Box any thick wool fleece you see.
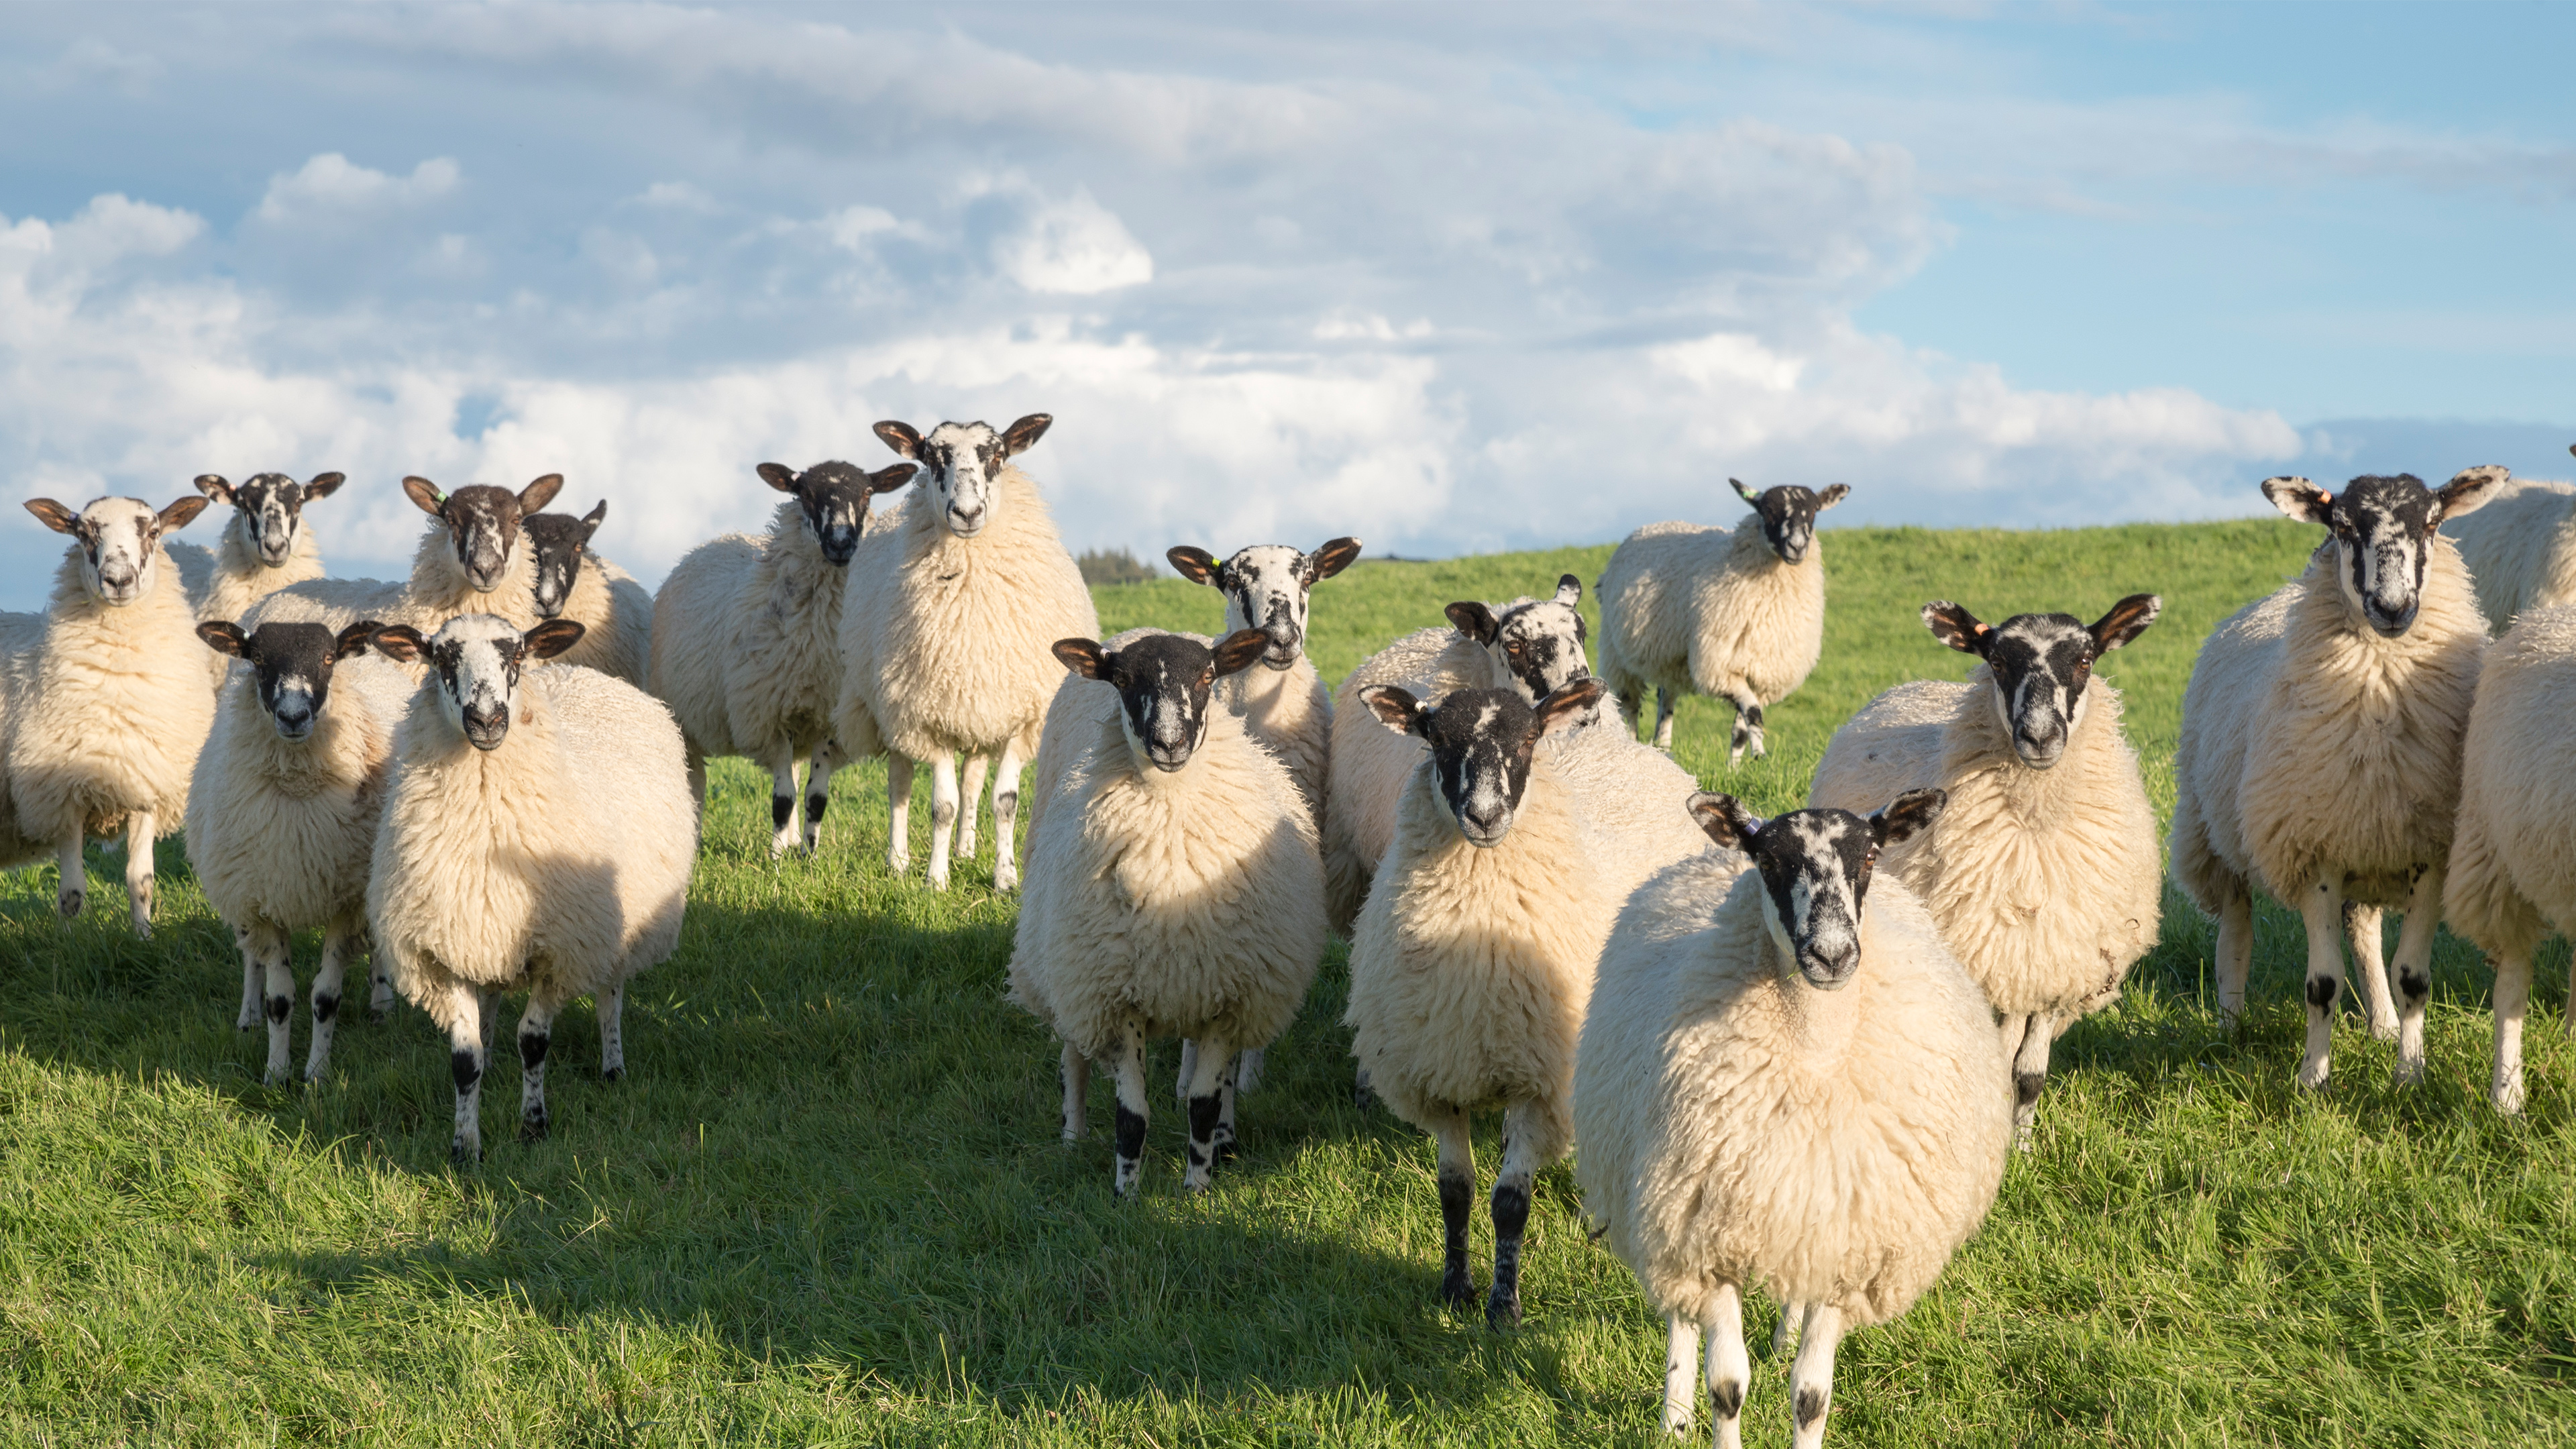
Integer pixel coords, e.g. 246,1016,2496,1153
1551,718,1714,906
1323,625,1507,929
834,467,1098,763
1230,653,1332,826
1574,855,2012,1328
173,521,330,689
2171,539,2487,912
1597,519,1825,709
1008,700,1326,1060
649,533,761,759
0,610,53,867
9,548,216,844
1344,752,1610,1166
2446,604,2576,957
367,666,694,1034
2443,478,2576,633
1811,674,2161,1019
186,655,409,932
557,553,654,688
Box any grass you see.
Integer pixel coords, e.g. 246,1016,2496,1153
5,518,2575,1445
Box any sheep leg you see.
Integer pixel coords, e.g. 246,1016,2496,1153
1175,1038,1198,1106
1181,1030,1232,1192
1430,1108,1477,1309
1661,1314,1702,1436
2295,876,2349,1090
444,982,487,1165
366,926,394,1023
684,742,708,817
1786,1301,1844,1449
306,913,360,1081
1705,1283,1750,1449
248,920,294,1086
2214,888,2253,1022
762,749,801,859
886,755,915,877
2008,1012,2057,1148
1487,1101,1542,1329
991,736,1028,894
1235,1046,1265,1095
1215,1052,1240,1163
1653,688,1677,753
800,739,841,855
123,811,156,937
1354,1063,1377,1112
2492,951,2532,1114
517,994,564,1144
957,754,987,859
2345,901,2397,1041
926,751,960,892
233,923,261,1031
1059,1041,1090,1141
2390,865,2444,1087
1109,1022,1148,1197
53,833,84,922
596,979,627,1082
1770,1299,1801,1358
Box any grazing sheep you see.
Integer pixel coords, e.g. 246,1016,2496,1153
1344,676,1610,1328
2169,469,2498,1091
187,619,409,1083
1809,594,2164,1144
1165,537,1362,824
9,494,215,934
366,615,696,1163
2440,444,2576,631
835,413,1099,892
167,470,345,688
1007,628,1326,1195
1574,789,2009,1449
244,474,563,639
523,499,656,687
1596,478,1849,761
651,460,914,855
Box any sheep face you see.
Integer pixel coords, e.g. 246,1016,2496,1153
25,495,209,606
1446,575,1591,704
403,474,564,595
1054,629,1269,773
873,413,1052,541
1923,594,2161,769
1731,478,1849,567
523,502,608,619
1167,537,1363,670
194,471,345,568
195,619,381,742
2263,468,2503,637
1688,788,1945,989
372,614,586,752
757,460,917,568
1362,679,1601,847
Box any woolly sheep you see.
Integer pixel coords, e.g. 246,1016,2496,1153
366,615,696,1163
2440,444,2576,631
835,414,1099,892
523,498,656,687
1574,788,2009,1448
1596,478,1849,761
0,608,53,871
2169,469,2499,1091
9,494,215,935
187,619,410,1083
1007,628,1326,1195
243,474,564,641
1343,676,1611,1329
1809,594,2164,1143
166,470,346,689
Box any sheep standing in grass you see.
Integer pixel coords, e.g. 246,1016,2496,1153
1597,479,1848,761
1575,789,2008,1449
1163,537,1362,824
9,495,215,934
166,471,345,688
1007,628,1325,1195
523,499,656,688
0,608,54,871
2169,469,2499,1091
1809,594,2164,1144
187,619,409,1082
835,414,1097,892
1344,676,1610,1328
2440,444,2576,631
367,615,696,1163
244,474,563,639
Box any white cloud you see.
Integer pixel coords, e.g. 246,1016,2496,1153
254,154,460,223
994,188,1153,294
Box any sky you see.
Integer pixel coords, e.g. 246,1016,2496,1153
1,1,2569,606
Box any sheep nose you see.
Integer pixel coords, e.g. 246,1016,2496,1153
461,704,510,749
1460,804,1510,843
820,526,859,564
1799,945,1860,988
949,506,985,532
2368,598,2419,636
273,702,315,739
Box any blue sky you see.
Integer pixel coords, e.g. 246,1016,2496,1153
0,2,2568,606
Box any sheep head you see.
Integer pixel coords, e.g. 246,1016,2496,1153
196,619,380,742
1053,627,1269,775
25,494,209,606
2262,468,2502,638
1361,678,1600,847
757,460,915,567
194,470,344,568
1167,537,1362,670
403,473,563,594
874,413,1050,541
372,613,586,752
1446,574,1591,707
1922,594,2160,769
1730,478,1848,566
1688,788,1945,990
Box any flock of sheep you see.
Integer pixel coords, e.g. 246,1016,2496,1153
3,416,2574,1446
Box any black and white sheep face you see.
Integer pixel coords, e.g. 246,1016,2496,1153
1362,679,1602,847
1447,575,1592,705
1053,628,1270,773
1732,478,1849,566
2263,468,2502,637
1688,788,1945,989
372,613,586,752
1167,537,1363,670
522,502,608,620
195,471,345,568
195,619,379,742
24,494,209,606
757,460,917,568
873,413,1052,541
1923,594,2161,769
404,474,564,595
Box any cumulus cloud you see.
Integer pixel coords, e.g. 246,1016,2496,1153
254,154,460,223
994,188,1153,294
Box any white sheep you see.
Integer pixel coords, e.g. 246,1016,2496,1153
1596,478,1849,761
1163,537,1363,823
366,615,696,1163
2439,444,2576,631
166,470,345,689
0,608,54,871
523,498,656,688
187,618,409,1083
1574,788,2010,1449
835,414,1099,892
1809,594,2165,1144
9,494,216,934
1342,676,1613,1329
1007,628,1326,1195
243,474,564,639
2169,469,2498,1091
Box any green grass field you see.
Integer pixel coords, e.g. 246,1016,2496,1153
5,520,2575,1446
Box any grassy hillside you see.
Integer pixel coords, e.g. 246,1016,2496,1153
3,520,2573,1445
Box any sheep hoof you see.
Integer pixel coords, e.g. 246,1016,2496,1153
451,1140,482,1167
262,1066,288,1087
129,914,153,941
2393,1057,2425,1089
2294,1060,2330,1091
56,890,83,920
995,863,1019,893
519,1112,549,1144
1485,1291,1522,1331
1440,1272,1476,1310
600,1065,624,1084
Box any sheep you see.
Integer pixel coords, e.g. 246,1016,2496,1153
365,614,696,1163
2169,468,2500,1091
1342,675,1612,1329
523,498,657,688
2440,444,2576,631
186,618,410,1083
165,470,346,688
650,460,916,855
242,474,563,639
1808,594,2165,1144
1596,478,1849,761
9,494,216,935
1574,788,2010,1449
835,413,1099,892
0,608,54,871
1163,537,1363,824
1006,627,1326,1195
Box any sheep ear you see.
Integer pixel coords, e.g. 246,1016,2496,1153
2433,464,2510,524
1053,638,1109,680
194,474,235,505
158,496,211,531
1446,600,1499,645
874,421,922,460
1552,574,1582,608
1212,628,1270,678
1167,546,1222,586
1816,483,1850,509
1360,685,1423,737
1533,678,1601,738
868,463,916,494
303,472,346,500
23,499,78,534
1872,788,1947,847
1000,413,1053,456
518,474,564,515
578,500,608,538
2090,594,2162,652
1921,601,1989,656
1307,537,1362,584
1730,477,1763,508
757,463,799,494
196,621,252,659
371,625,427,662
2261,476,2332,526
331,620,380,660
1686,792,1762,851
402,476,446,517
523,619,585,659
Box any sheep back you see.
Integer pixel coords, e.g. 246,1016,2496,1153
649,532,761,760
556,553,653,688
1552,718,1717,905
721,506,849,759
0,609,52,867
1598,521,1824,705
185,655,406,931
9,549,216,843
2445,603,2576,957
2442,478,2576,632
